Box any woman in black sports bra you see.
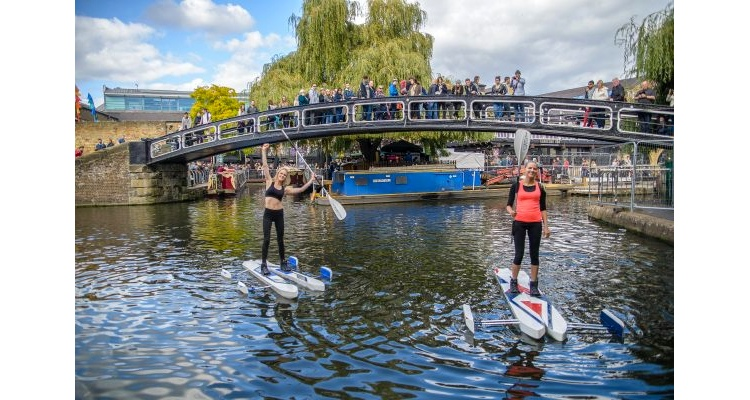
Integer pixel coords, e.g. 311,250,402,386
259,143,316,275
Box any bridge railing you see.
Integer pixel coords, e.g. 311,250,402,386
149,95,674,161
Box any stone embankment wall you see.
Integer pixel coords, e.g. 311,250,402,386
587,205,673,244
75,141,204,206
75,120,175,154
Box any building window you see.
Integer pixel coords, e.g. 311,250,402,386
126,97,144,110
104,96,126,110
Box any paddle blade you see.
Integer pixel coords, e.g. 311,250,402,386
463,304,476,334
327,192,347,220
514,129,532,165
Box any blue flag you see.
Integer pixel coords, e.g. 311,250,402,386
87,93,98,122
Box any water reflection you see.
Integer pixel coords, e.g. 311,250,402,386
76,188,673,399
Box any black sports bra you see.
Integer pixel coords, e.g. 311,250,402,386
265,184,285,201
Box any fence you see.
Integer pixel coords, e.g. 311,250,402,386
580,140,673,211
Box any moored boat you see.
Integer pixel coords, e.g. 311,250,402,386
313,165,573,205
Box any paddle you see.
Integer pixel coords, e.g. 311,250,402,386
279,129,347,220
513,128,531,178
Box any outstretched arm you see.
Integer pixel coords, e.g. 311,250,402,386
286,172,317,195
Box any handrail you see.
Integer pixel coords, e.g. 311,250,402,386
147,95,673,163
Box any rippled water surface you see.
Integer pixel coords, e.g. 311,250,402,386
75,187,674,399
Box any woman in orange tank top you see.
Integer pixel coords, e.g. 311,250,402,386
505,161,551,297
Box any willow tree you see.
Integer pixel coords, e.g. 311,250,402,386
248,0,493,163
615,2,674,102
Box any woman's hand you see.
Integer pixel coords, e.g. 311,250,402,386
543,226,551,238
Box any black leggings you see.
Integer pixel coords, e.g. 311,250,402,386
512,221,542,266
262,208,285,263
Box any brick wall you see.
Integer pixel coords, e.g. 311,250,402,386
75,120,176,155
75,141,205,206
75,143,132,205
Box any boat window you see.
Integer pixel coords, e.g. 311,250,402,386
355,178,368,186
396,176,408,185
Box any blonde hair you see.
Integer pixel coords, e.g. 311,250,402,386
275,166,291,186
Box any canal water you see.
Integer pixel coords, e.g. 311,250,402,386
75,187,673,399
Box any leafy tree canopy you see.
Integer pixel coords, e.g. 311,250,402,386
190,84,241,121
248,0,493,161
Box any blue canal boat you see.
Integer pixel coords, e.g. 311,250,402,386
314,165,505,205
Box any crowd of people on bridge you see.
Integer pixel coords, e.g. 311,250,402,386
237,71,532,126
222,72,673,134
158,71,673,154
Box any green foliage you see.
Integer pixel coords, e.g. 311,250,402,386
245,0,489,161
190,84,241,121
615,2,674,102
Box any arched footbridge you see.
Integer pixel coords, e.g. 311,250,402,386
144,96,674,165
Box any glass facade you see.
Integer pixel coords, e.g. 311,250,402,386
103,90,195,112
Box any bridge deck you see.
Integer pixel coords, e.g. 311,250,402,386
145,95,673,165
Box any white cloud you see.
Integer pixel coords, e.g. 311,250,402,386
416,0,670,94
145,0,254,36
212,31,296,93
75,16,204,83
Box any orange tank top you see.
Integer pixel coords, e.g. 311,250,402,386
515,182,542,223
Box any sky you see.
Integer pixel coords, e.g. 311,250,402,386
74,0,672,107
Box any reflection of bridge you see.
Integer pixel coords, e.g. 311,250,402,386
145,95,673,165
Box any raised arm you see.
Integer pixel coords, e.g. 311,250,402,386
261,143,272,182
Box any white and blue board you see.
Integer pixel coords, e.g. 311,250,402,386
464,267,627,341
243,259,299,300
494,267,568,341
267,256,330,292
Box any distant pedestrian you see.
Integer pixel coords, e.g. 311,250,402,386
510,70,526,122
634,80,656,133
609,77,625,102
181,112,191,130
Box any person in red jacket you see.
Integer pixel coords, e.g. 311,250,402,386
75,146,84,157
505,161,551,296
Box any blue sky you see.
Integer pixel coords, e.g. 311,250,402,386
75,0,673,107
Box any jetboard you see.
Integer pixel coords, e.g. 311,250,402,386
243,260,299,300
493,267,568,341
267,256,327,292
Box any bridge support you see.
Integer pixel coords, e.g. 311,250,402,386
75,141,204,206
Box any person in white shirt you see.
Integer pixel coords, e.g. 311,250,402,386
199,108,212,141
180,112,191,130
200,108,212,125
589,80,609,128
